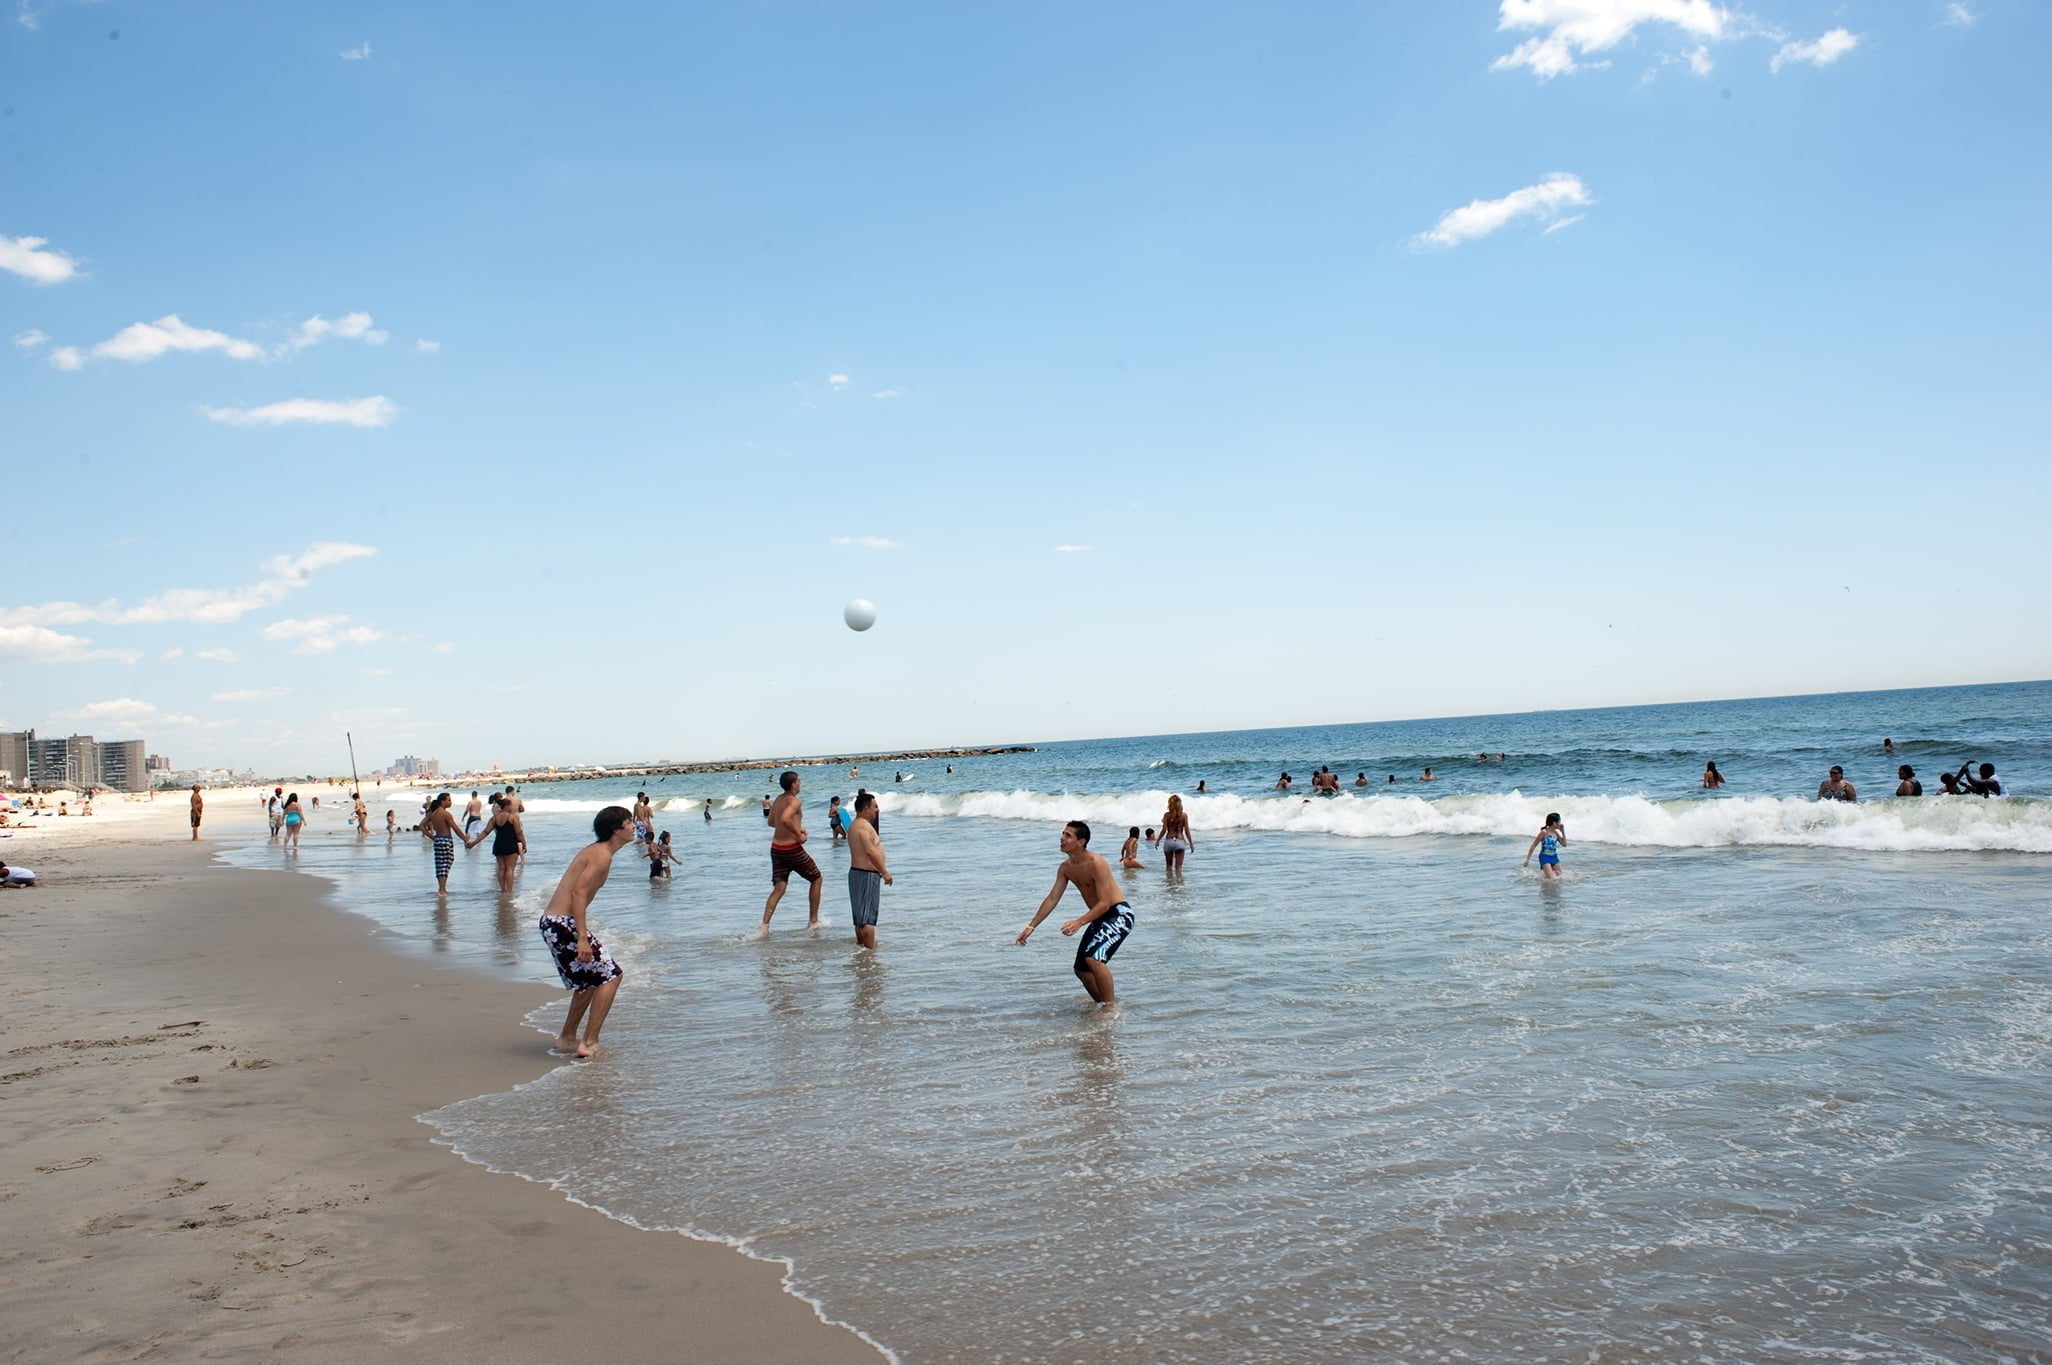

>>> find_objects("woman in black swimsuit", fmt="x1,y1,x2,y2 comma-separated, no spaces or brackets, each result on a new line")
477,795,526,893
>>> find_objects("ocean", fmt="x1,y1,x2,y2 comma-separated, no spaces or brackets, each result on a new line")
224,680,2052,1361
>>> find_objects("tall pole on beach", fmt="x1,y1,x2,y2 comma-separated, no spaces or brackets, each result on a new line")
347,731,361,791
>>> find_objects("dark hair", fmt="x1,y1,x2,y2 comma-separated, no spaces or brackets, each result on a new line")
1899,765,1914,779
1830,766,1843,776
830,795,840,804
471,789,479,797
1145,827,1155,837
1065,819,1090,845
779,770,799,793
594,806,633,840
1979,763,1995,778
1544,812,1561,825
1706,761,1720,773
287,792,299,804
637,791,647,801
854,792,876,813
1129,826,1141,838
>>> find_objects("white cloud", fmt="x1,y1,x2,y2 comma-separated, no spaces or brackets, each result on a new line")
1685,44,1713,75
831,536,902,550
14,328,48,350
1940,3,1977,28
340,40,371,60
50,345,82,371
92,314,264,364
1543,214,1587,234
55,697,160,723
0,624,141,665
0,234,79,284
1771,28,1858,72
203,396,398,428
262,615,383,654
17,0,39,31
361,666,393,677
214,687,289,702
828,373,850,386
284,311,388,353
431,642,456,653
415,338,440,353
1492,0,1733,79
872,389,904,399
1053,544,1092,553
0,541,376,628
162,646,184,660
1415,173,1594,248
196,647,239,662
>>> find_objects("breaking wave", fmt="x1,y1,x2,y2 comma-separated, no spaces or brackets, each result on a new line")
874,789,2052,854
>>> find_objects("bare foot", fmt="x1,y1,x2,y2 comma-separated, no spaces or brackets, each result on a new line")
575,1041,603,1059
551,1035,578,1053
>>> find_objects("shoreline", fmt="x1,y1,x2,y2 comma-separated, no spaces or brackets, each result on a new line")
0,806,883,1363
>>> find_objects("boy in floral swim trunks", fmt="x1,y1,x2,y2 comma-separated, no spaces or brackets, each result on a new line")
537,805,638,1058
1015,820,1135,1010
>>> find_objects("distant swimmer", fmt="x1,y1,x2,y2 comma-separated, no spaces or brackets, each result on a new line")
385,809,397,837
1195,780,1208,794
538,806,635,1059
1896,765,1922,797
1703,761,1725,790
190,784,204,841
1817,766,1857,802
1420,768,1436,782
650,831,679,880
503,785,525,816
1387,775,1397,784
845,792,893,949
1937,771,1964,795
1158,794,1193,875
465,790,485,839
1955,761,2003,797
633,791,653,843
761,770,823,932
1882,738,1896,755
1144,826,1157,848
762,795,773,824
703,799,713,824
828,794,845,843
895,771,905,783
1523,813,1567,879
1354,772,1368,787
1015,820,1134,1010
1120,827,1144,870
1275,772,1292,791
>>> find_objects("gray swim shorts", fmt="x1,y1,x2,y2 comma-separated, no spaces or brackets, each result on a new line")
848,867,882,928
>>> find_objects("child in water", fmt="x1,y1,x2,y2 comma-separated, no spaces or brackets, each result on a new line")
1120,827,1145,869
1523,813,1567,879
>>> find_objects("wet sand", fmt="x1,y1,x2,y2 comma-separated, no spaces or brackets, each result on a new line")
0,807,881,1363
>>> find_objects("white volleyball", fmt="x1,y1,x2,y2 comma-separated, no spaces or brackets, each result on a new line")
844,599,877,632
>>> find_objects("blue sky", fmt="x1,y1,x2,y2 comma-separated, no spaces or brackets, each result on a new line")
4,1,2047,774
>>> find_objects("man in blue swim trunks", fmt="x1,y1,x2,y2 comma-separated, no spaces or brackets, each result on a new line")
1015,820,1134,1010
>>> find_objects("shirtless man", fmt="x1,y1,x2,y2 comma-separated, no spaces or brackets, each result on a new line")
1015,820,1135,1010
844,792,893,949
189,785,204,840
464,789,486,840
536,806,635,1059
761,770,823,931
633,791,654,843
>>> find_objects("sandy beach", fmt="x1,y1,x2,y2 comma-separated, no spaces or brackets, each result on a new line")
0,796,881,1363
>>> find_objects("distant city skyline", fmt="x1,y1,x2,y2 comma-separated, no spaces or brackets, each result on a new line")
5,2,2048,772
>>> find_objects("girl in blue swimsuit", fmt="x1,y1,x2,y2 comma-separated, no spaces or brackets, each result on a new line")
1523,813,1566,879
